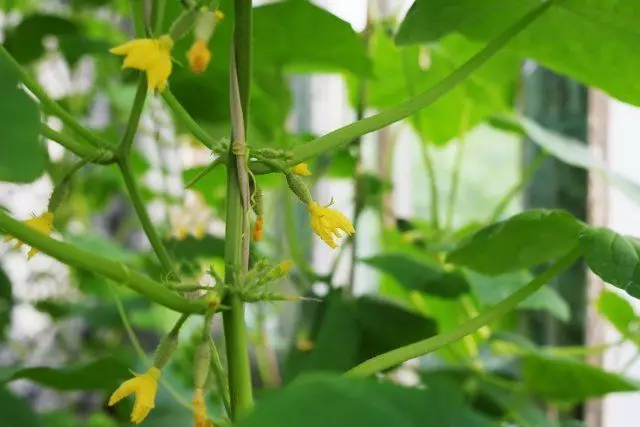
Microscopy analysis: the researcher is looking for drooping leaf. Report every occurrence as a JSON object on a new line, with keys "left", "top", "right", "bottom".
{"left": 580, "top": 227, "right": 640, "bottom": 300}
{"left": 4, "top": 357, "right": 130, "bottom": 391}
{"left": 396, "top": 0, "right": 640, "bottom": 107}
{"left": 447, "top": 210, "right": 584, "bottom": 275}
{"left": 235, "top": 375, "right": 498, "bottom": 427}
{"left": 354, "top": 296, "right": 437, "bottom": 360}
{"left": 58, "top": 35, "right": 111, "bottom": 66}
{"left": 523, "top": 352, "right": 638, "bottom": 401}
{"left": 596, "top": 290, "right": 638, "bottom": 336}
{"left": 286, "top": 295, "right": 361, "bottom": 378}
{"left": 0, "top": 53, "right": 45, "bottom": 183}
{"left": 361, "top": 253, "right": 470, "bottom": 298}
{"left": 466, "top": 270, "right": 570, "bottom": 321}
{"left": 0, "top": 386, "right": 43, "bottom": 427}
{"left": 4, "top": 14, "right": 79, "bottom": 63}
{"left": 253, "top": 1, "right": 372, "bottom": 76}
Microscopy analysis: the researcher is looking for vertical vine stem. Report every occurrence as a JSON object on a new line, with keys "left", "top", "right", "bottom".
{"left": 488, "top": 151, "right": 548, "bottom": 223}
{"left": 444, "top": 101, "right": 471, "bottom": 230}
{"left": 401, "top": 49, "right": 440, "bottom": 230}
{"left": 222, "top": 0, "right": 254, "bottom": 419}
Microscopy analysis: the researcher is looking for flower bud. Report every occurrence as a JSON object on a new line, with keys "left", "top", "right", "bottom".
{"left": 193, "top": 342, "right": 211, "bottom": 389}
{"left": 153, "top": 331, "right": 179, "bottom": 369}
{"left": 285, "top": 173, "right": 312, "bottom": 205}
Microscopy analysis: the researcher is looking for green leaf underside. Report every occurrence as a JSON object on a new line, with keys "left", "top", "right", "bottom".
{"left": 236, "top": 375, "right": 497, "bottom": 427}
{"left": 448, "top": 210, "right": 584, "bottom": 275}
{"left": 523, "top": 352, "right": 638, "bottom": 401}
{"left": 580, "top": 227, "right": 640, "bottom": 299}
{"left": 361, "top": 253, "right": 469, "bottom": 298}
{"left": 397, "top": 0, "right": 640, "bottom": 106}
{"left": 3, "top": 357, "right": 130, "bottom": 391}
{"left": 466, "top": 269, "right": 570, "bottom": 321}
{"left": 596, "top": 290, "right": 638, "bottom": 335}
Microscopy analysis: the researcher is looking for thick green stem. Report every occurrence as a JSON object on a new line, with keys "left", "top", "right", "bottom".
{"left": 118, "top": 159, "right": 177, "bottom": 279}
{"left": 221, "top": 0, "right": 254, "bottom": 419}
{"left": 346, "top": 247, "right": 581, "bottom": 377}
{"left": 118, "top": 76, "right": 147, "bottom": 157}
{"left": 247, "top": 1, "right": 552, "bottom": 174}
{"left": 0, "top": 211, "right": 207, "bottom": 313}
{"left": 162, "top": 90, "right": 218, "bottom": 149}
{"left": 41, "top": 125, "right": 116, "bottom": 164}
{"left": 0, "top": 45, "right": 111, "bottom": 149}
{"left": 153, "top": 0, "right": 167, "bottom": 34}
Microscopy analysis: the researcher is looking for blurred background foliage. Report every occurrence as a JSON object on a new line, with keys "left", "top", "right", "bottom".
{"left": 1, "top": 0, "right": 640, "bottom": 426}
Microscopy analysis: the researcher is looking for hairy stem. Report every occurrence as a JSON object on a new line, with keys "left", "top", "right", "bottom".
{"left": 346, "top": 247, "right": 581, "bottom": 377}
{"left": 118, "top": 159, "right": 177, "bottom": 279}
{"left": 162, "top": 90, "right": 218, "bottom": 149}
{"left": 118, "top": 76, "right": 147, "bottom": 157}
{"left": 222, "top": 0, "right": 254, "bottom": 419}
{"left": 0, "top": 211, "right": 207, "bottom": 313}
{"left": 249, "top": 1, "right": 552, "bottom": 174}
{"left": 41, "top": 125, "right": 115, "bottom": 164}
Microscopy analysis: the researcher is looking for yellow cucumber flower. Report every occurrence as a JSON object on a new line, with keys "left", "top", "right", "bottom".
{"left": 110, "top": 35, "right": 174, "bottom": 92}
{"left": 3, "top": 211, "right": 54, "bottom": 260}
{"left": 252, "top": 215, "right": 264, "bottom": 241}
{"left": 291, "top": 163, "right": 311, "bottom": 176}
{"left": 108, "top": 367, "right": 161, "bottom": 424}
{"left": 307, "top": 201, "right": 354, "bottom": 249}
{"left": 193, "top": 388, "right": 210, "bottom": 427}
{"left": 187, "top": 38, "right": 212, "bottom": 74}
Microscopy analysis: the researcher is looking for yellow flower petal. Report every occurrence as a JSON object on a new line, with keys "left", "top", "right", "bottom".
{"left": 3, "top": 212, "right": 54, "bottom": 260}
{"left": 291, "top": 163, "right": 311, "bottom": 176}
{"left": 109, "top": 367, "right": 160, "bottom": 424}
{"left": 187, "top": 38, "right": 212, "bottom": 74}
{"left": 193, "top": 388, "right": 208, "bottom": 427}
{"left": 307, "top": 201, "right": 354, "bottom": 249}
{"left": 110, "top": 36, "right": 174, "bottom": 93}
{"left": 252, "top": 215, "right": 264, "bottom": 241}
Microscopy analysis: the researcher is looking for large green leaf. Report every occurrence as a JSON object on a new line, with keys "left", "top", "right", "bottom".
{"left": 285, "top": 294, "right": 361, "bottom": 380}
{"left": 580, "top": 227, "right": 640, "bottom": 300}
{"left": 253, "top": 1, "right": 371, "bottom": 76}
{"left": 396, "top": 0, "right": 640, "bottom": 106}
{"left": 466, "top": 270, "right": 570, "bottom": 321}
{"left": 596, "top": 290, "right": 638, "bottom": 336}
{"left": 0, "top": 386, "right": 43, "bottom": 427}
{"left": 236, "top": 375, "right": 497, "bottom": 427}
{"left": 0, "top": 54, "right": 45, "bottom": 183}
{"left": 523, "top": 352, "right": 638, "bottom": 401}
{"left": 354, "top": 29, "right": 517, "bottom": 145}
{"left": 361, "top": 253, "right": 469, "bottom": 298}
{"left": 168, "top": 0, "right": 370, "bottom": 144}
{"left": 3, "top": 357, "right": 129, "bottom": 391}
{"left": 447, "top": 210, "right": 584, "bottom": 275}
{"left": 4, "top": 14, "right": 79, "bottom": 63}
{"left": 354, "top": 296, "right": 437, "bottom": 360}
{"left": 0, "top": 266, "right": 11, "bottom": 341}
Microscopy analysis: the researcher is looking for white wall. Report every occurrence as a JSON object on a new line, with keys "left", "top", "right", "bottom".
{"left": 601, "top": 99, "right": 640, "bottom": 426}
